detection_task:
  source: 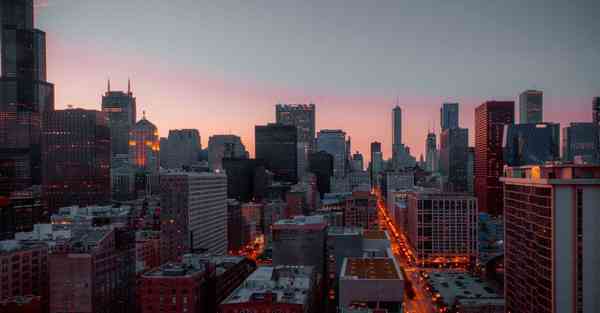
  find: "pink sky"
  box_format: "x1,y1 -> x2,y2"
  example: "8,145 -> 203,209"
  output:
46,33 -> 592,163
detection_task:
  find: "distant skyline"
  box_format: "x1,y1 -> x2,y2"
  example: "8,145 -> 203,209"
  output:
36,0 -> 599,160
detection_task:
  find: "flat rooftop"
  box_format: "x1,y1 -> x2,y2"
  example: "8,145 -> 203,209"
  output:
363,230 -> 387,240
328,226 -> 363,236
343,258 -> 400,280
427,271 -> 504,306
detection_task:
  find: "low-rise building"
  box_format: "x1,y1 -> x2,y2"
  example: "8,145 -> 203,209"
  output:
344,192 -> 377,229
219,265 -> 320,313
339,257 -> 404,313
135,230 -> 161,274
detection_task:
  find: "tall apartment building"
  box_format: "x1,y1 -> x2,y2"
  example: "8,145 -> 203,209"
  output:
0,0 -> 55,194
163,129 -> 201,169
255,123 -> 298,182
160,171 -> 227,263
474,101 -> 514,215
502,164 -> 600,313
101,80 -> 136,156
518,90 -> 543,124
406,190 -> 478,267
42,108 -> 111,215
272,215 -> 327,276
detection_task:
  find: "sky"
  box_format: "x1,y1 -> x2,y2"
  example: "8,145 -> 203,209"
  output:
35,0 -> 600,161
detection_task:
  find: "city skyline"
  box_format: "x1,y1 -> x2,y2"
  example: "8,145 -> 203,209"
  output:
35,0 -> 599,160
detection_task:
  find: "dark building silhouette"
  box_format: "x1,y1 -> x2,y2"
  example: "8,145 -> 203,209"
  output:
222,158 -> 267,202
308,151 -> 334,198
255,123 -> 298,183
475,101 -> 514,216
101,79 -> 136,156
518,90 -> 543,124
0,0 -> 54,194
41,108 -> 111,215
439,127 -> 469,192
227,199 -> 243,253
503,123 -> 560,166
594,97 -> 600,125
440,102 -> 459,130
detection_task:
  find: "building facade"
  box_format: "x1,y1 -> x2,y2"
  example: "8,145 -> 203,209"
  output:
344,191 -> 377,229
518,90 -> 543,124
425,132 -> 437,172
502,165 -> 600,313
163,129 -> 201,169
503,122 -> 560,166
474,101 -> 514,215
255,123 -> 298,182
440,102 -> 459,130
101,80 -> 136,156
439,128 -> 469,192
562,122 -> 599,164
317,129 -> 347,178
42,108 -> 111,215
207,134 -> 248,171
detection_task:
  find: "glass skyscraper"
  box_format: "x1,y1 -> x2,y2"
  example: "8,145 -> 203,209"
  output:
503,123 -> 560,166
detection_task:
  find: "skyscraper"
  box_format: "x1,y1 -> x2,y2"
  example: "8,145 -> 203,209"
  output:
207,134 -> 248,171
101,79 -> 136,156
392,105 -> 402,162
503,122 -> 560,166
518,89 -> 543,124
475,101 -> 514,215
164,129 -> 201,169
439,127 -> 469,192
351,151 -> 364,171
308,151 -> 334,197
41,108 -> 110,215
593,97 -> 600,125
129,114 -> 160,173
502,164 -> 600,313
0,0 -> 54,193
255,123 -> 298,182
316,129 -> 347,178
276,104 -> 316,179
562,122 -> 600,163
425,132 -> 437,172
440,102 -> 459,130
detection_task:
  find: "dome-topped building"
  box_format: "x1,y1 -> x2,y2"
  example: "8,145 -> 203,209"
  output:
129,111 -> 160,173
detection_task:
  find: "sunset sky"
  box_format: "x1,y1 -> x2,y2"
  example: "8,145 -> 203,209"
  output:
35,0 -> 599,161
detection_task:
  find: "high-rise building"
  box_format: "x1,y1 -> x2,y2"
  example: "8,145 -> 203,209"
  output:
370,142 -> 382,186
276,103 -> 316,179
42,108 -> 110,215
593,97 -> 600,125
439,128 -> 469,192
164,129 -> 201,169
160,171 -> 228,262
351,151 -> 364,172
503,122 -> 560,166
474,101 -> 514,215
0,0 -> 54,193
518,90 -> 543,124
207,134 -> 248,171
393,105 -> 402,146
129,114 -> 160,173
255,123 -> 298,182
223,158 -> 267,202
407,190 -> 478,267
272,215 -> 327,275
101,79 -> 136,156
425,132 -> 437,172
308,151 -> 334,198
467,147 -> 475,193
344,191 -> 378,229
562,122 -> 600,164
440,102 -> 459,130
502,164 -> 600,313
316,129 -> 347,178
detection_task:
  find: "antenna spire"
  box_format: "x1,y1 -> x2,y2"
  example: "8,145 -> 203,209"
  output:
128,78 -> 131,94
107,78 -> 111,92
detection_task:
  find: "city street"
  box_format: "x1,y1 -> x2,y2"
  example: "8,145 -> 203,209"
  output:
376,194 -> 436,313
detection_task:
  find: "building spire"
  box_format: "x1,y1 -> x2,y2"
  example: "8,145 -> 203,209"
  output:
107,78 -> 111,92
142,110 -> 146,120
128,78 -> 131,94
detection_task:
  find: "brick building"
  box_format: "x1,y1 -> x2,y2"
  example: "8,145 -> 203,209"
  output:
344,192 -> 377,229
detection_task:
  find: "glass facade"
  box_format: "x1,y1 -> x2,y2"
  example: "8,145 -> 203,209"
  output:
503,123 -> 560,166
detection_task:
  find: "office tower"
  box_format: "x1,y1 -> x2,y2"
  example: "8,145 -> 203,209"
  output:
316,129 -> 347,178
111,163 -> 136,201
369,141 -> 382,186
351,151 -> 364,171
344,191 -> 377,229
129,114 -> 160,173
0,187 -> 42,239
272,215 -> 327,275
339,256 -> 404,312
164,129 -> 201,169
382,170 -> 415,211
220,266 -> 320,313
502,164 -> 600,313
42,108 -> 110,215
503,122 -> 560,166
101,79 -> 136,156
222,158 -> 267,202
0,241 -> 49,310
467,147 -> 474,193
440,102 -> 459,130
407,190 -> 478,267
518,90 -> 543,124
226,199 -> 243,252
255,123 -> 298,182
593,97 -> 600,125
49,226 -> 135,313
474,101 -> 514,215
562,122 -> 600,163
0,0 -> 54,194
276,103 -> 316,178
308,151 -> 334,198
160,171 -> 227,262
425,132 -> 437,172
439,127 -> 469,192
207,134 -> 248,171
393,105 -> 402,146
